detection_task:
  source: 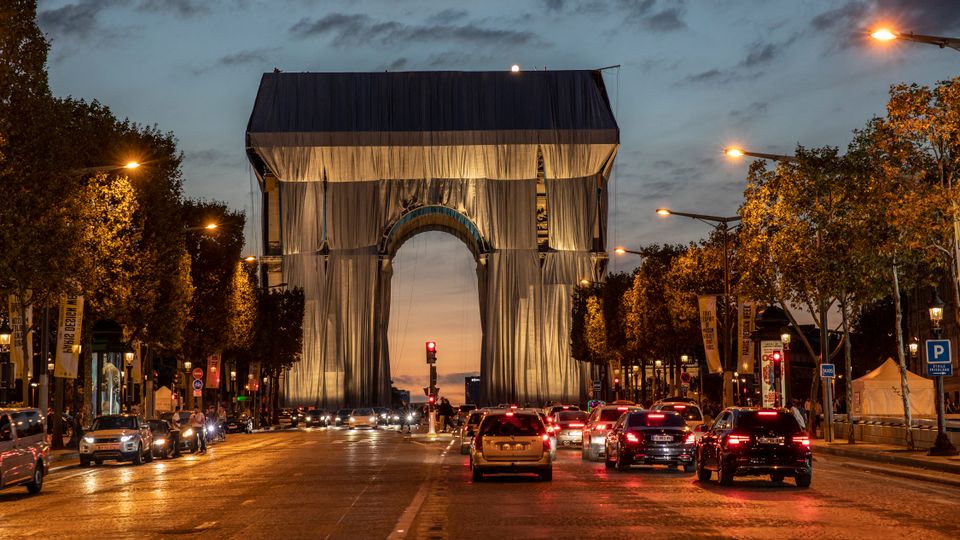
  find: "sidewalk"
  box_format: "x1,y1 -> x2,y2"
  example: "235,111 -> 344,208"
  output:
813,439 -> 960,486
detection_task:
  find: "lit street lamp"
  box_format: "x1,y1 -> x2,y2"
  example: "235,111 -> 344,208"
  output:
724,147 -> 797,162
869,27 -> 960,51
0,321 -> 12,404
71,161 -> 141,176
927,291 -> 958,456
656,208 -> 740,407
613,247 -> 643,257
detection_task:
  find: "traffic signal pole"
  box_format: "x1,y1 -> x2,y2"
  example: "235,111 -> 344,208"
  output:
426,341 -> 438,436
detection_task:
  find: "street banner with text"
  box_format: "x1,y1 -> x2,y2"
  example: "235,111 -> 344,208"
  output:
760,340 -> 785,407
206,352 -> 221,389
132,341 -> 143,382
54,294 -> 84,379
6,294 -> 32,382
698,295 -> 722,374
737,299 -> 757,374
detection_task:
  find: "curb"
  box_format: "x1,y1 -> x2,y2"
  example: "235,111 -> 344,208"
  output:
815,443 -> 960,476
838,461 -> 960,488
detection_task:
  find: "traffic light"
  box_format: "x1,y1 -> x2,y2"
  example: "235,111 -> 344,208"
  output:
428,394 -> 436,405
771,350 -> 783,390
425,341 -> 437,363
613,377 -> 621,390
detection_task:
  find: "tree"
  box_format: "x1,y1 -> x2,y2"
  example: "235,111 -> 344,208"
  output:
252,288 -> 304,423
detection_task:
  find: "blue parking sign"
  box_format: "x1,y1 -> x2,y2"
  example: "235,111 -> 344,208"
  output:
820,363 -> 835,378
926,339 -> 954,377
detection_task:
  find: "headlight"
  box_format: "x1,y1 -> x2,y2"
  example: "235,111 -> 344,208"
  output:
406,414 -> 413,421
120,435 -> 133,442
306,416 -> 312,421
381,414 -> 388,419
206,425 -> 214,433
153,439 -> 166,445
83,435 -> 95,444
183,428 -> 194,437
369,416 -> 376,422
348,416 -> 355,422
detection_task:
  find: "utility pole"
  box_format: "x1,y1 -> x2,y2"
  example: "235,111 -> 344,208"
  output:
426,341 -> 437,436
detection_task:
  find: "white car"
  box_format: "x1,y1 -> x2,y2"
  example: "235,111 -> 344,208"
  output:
347,408 -> 378,429
80,414 -> 154,466
652,402 -> 707,437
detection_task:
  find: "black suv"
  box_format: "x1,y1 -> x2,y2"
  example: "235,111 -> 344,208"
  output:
695,408 -> 812,487
605,410 -> 695,471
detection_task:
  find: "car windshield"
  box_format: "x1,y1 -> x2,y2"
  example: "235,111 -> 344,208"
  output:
337,409 -> 351,416
658,404 -> 703,421
558,411 -> 588,422
626,412 -> 686,428
480,414 -> 544,437
92,416 -> 137,430
352,408 -> 374,416
148,421 -> 168,433
737,411 -> 801,432
599,408 -> 633,422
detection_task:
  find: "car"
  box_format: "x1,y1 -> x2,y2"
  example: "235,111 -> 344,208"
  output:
302,410 -> 330,427
655,396 -> 698,405
581,405 -> 642,461
651,402 -> 707,431
334,409 -> 352,427
373,407 -> 393,425
147,420 -> 177,459
554,410 -> 589,449
469,409 -> 552,481
159,411 -> 199,453
80,414 -> 154,466
458,410 -> 486,454
0,407 -> 50,494
544,404 -> 580,423
604,410 -> 696,471
223,415 -> 254,434
348,408 -> 378,429
280,408 -> 294,424
695,407 -> 812,487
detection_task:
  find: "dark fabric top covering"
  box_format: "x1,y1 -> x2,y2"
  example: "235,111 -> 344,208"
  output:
247,70 -> 618,140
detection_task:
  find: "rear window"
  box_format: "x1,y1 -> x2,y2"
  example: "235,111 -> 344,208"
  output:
480,414 -> 544,437
737,411 -> 801,432
600,408 -> 633,422
626,412 -> 686,428
658,404 -> 702,421
467,411 -> 484,425
558,411 -> 588,422
92,416 -> 137,430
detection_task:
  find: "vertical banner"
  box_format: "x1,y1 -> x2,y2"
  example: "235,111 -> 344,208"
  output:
54,294 -> 84,379
760,340 -> 785,407
132,341 -> 143,382
737,299 -> 757,374
206,352 -> 221,389
249,360 -> 261,392
698,295 -> 722,374
7,294 -> 33,382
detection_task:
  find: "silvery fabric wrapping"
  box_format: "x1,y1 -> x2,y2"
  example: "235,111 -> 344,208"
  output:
247,71 -> 618,406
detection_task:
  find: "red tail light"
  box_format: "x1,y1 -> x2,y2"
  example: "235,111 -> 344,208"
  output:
617,407 -> 629,411
505,412 -> 514,417
625,432 -> 640,443
757,410 -> 778,416
569,422 -> 584,428
727,434 -> 750,446
684,433 -> 695,445
542,433 -> 551,451
673,405 -> 686,409
562,406 -> 570,410
648,413 -> 666,419
794,435 -> 810,447
595,423 -> 607,431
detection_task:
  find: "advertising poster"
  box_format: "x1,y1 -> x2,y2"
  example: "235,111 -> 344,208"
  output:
54,294 -> 84,379
698,295 -> 722,373
737,299 -> 757,374
760,340 -> 785,407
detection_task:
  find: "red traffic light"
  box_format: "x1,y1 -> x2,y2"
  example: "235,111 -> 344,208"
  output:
772,351 -> 782,363
614,377 -> 621,385
426,341 -> 437,352
428,394 -> 436,404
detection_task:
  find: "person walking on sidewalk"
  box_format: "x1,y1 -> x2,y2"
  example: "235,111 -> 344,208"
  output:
790,399 -> 806,429
189,407 -> 207,454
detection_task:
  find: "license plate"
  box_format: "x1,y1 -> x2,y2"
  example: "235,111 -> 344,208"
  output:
651,435 -> 672,442
758,436 -> 784,444
499,443 -> 526,451
229,424 -> 237,428
95,444 -> 119,451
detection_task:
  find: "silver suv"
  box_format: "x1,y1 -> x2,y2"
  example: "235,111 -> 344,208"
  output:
80,414 -> 154,466
0,408 -> 50,494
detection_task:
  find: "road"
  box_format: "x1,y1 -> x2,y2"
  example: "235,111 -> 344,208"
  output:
1,427 -> 958,539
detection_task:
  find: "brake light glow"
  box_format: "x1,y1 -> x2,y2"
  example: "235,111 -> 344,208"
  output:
648,413 -> 665,419
569,422 -> 584,428
727,434 -> 750,445
684,433 -> 695,445
506,412 -> 514,416
595,423 -> 606,430
542,434 -> 550,441
673,405 -> 686,409
625,432 -> 640,443
794,435 -> 811,447
757,411 -> 778,416
562,406 -> 570,410
542,433 -> 551,451
617,407 -> 629,411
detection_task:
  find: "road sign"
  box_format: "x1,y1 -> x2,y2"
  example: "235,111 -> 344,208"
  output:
193,389 -> 202,397
680,371 -> 691,384
928,362 -> 954,377
592,379 -> 601,394
192,378 -> 203,391
192,367 -> 203,380
820,363 -> 835,378
926,339 -> 952,364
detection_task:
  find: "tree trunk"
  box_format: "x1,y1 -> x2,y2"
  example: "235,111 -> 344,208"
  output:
271,372 -> 280,425
891,264 -> 914,450
840,295 -> 855,444
776,294 -> 822,435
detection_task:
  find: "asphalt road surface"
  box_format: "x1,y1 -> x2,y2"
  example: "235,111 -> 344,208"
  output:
1,428 -> 958,539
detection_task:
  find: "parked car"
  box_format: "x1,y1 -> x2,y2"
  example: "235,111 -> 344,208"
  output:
223,415 -> 254,434
605,410 -> 695,471
470,409 -> 552,481
0,408 -> 50,494
80,414 -> 154,466
348,408 -> 378,429
696,407 -> 812,487
581,405 -> 642,461
147,419 -> 177,459
554,410 -> 590,449
459,409 -> 486,454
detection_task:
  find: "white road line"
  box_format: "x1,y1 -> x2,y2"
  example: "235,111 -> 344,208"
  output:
387,444 -> 449,540
194,521 -> 218,530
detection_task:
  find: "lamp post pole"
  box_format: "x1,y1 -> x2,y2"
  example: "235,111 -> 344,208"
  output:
928,292 -> 958,456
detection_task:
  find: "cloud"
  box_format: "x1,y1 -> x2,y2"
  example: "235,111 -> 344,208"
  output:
38,0 -> 121,39
184,148 -> 234,165
643,7 -> 685,31
541,0 -> 566,12
680,68 -> 723,84
289,13 -> 542,48
386,57 -> 408,70
190,47 -> 279,74
138,0 -> 210,18
392,371 -> 479,387
728,101 -> 769,126
425,9 -> 468,25
614,0 -> 686,32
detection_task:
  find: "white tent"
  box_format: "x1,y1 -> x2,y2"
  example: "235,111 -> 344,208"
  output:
851,358 -> 935,418
154,386 -> 174,414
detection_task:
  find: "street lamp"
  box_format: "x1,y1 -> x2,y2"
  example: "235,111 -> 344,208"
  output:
724,147 -> 797,162
869,28 -> 960,51
926,290 -> 957,456
733,371 -> 740,405
0,321 -> 11,405
654,360 -> 663,400
614,247 -> 643,256
656,208 -> 740,406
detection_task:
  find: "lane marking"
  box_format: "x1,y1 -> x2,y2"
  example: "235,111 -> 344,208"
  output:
388,443 -> 449,539
195,521 -> 218,530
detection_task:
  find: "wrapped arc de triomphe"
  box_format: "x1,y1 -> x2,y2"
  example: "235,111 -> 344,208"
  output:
245,70 -> 619,407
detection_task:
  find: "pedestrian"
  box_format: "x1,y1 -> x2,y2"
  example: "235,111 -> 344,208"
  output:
189,406 -> 207,454
438,398 -> 456,433
790,400 -> 806,429
72,409 -> 85,450
169,410 -> 182,458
